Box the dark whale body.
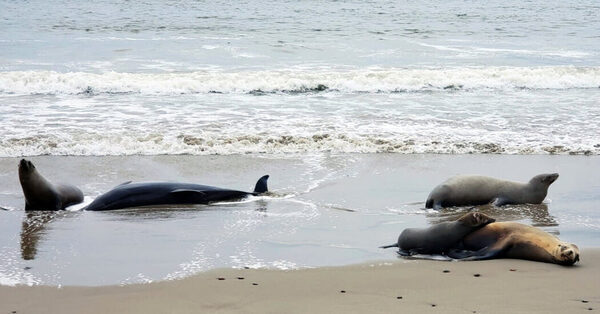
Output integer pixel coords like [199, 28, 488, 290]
[85, 175, 269, 211]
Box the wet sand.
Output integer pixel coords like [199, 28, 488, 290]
[1, 249, 598, 314]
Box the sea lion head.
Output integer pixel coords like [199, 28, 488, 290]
[553, 243, 580, 266]
[457, 212, 496, 228]
[18, 159, 37, 180]
[529, 173, 559, 186]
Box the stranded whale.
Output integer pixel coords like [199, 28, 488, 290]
[84, 175, 269, 211]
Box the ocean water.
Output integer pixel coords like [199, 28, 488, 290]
[1, 0, 599, 156]
[1, 0, 600, 286]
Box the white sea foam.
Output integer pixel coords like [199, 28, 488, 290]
[1, 131, 598, 157]
[419, 43, 591, 58]
[1, 66, 599, 95]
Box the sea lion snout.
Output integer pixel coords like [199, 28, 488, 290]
[530, 173, 559, 185]
[19, 159, 35, 172]
[545, 173, 559, 184]
[459, 212, 495, 227]
[18, 159, 36, 177]
[557, 243, 580, 265]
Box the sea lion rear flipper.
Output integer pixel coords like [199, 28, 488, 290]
[379, 243, 399, 249]
[116, 181, 132, 187]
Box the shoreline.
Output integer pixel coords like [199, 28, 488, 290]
[1, 249, 599, 314]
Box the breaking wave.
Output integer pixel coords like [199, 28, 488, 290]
[1, 133, 598, 157]
[1, 66, 599, 95]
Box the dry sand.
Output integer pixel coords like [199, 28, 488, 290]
[1, 249, 598, 314]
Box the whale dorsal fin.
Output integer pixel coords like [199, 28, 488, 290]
[253, 175, 269, 194]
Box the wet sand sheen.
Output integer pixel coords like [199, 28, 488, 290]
[1, 249, 599, 314]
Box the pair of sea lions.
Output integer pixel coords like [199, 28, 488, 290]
[18, 159, 270, 211]
[426, 173, 559, 210]
[381, 212, 580, 266]
[380, 212, 495, 255]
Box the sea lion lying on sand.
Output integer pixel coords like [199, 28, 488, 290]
[448, 222, 580, 266]
[380, 212, 495, 255]
[19, 159, 84, 211]
[426, 173, 559, 209]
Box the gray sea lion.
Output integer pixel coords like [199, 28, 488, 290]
[447, 222, 580, 266]
[84, 175, 269, 211]
[18, 159, 84, 211]
[380, 212, 495, 255]
[425, 173, 559, 210]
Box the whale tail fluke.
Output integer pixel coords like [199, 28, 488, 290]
[379, 243, 399, 249]
[253, 175, 269, 194]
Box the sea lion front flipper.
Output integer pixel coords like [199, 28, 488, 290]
[397, 249, 413, 256]
[493, 197, 511, 206]
[447, 248, 482, 259]
[448, 246, 503, 261]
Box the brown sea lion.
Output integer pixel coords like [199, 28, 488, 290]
[448, 222, 580, 266]
[380, 212, 496, 256]
[18, 159, 84, 211]
[425, 173, 559, 209]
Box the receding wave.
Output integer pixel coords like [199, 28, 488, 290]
[1, 133, 598, 157]
[1, 66, 599, 95]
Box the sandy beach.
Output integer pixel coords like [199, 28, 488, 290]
[1, 249, 598, 314]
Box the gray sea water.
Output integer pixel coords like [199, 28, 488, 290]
[1, 0, 599, 156]
[1, 0, 599, 286]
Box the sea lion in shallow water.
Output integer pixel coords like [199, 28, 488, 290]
[380, 212, 495, 255]
[84, 175, 270, 211]
[448, 222, 580, 266]
[425, 173, 559, 210]
[18, 159, 84, 211]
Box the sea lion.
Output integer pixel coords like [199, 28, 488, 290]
[425, 173, 559, 209]
[84, 175, 269, 211]
[448, 222, 580, 266]
[380, 212, 495, 255]
[18, 159, 84, 211]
